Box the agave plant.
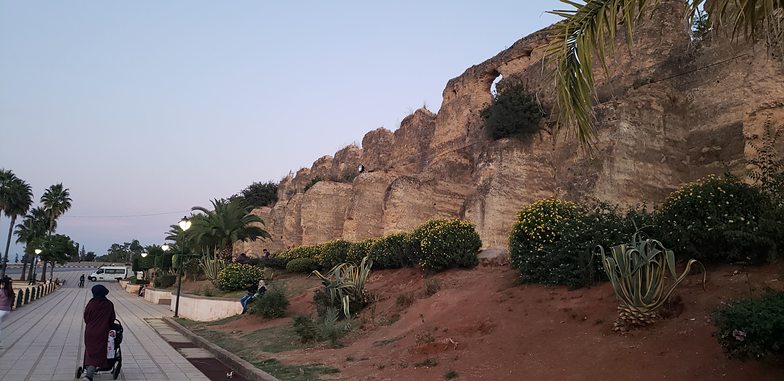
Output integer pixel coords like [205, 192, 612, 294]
[312, 256, 373, 318]
[596, 231, 705, 331]
[199, 252, 227, 283]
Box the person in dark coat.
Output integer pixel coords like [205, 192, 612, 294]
[82, 284, 116, 381]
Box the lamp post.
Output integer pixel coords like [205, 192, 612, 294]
[31, 249, 42, 284]
[140, 251, 148, 281]
[174, 216, 191, 318]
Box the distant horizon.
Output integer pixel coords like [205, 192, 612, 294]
[1, 1, 560, 255]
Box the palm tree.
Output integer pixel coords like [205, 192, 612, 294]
[40, 183, 72, 281]
[41, 183, 72, 233]
[547, 0, 783, 146]
[15, 207, 49, 281]
[189, 198, 271, 260]
[0, 175, 33, 278]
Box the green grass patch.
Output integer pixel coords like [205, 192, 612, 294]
[445, 370, 459, 379]
[242, 324, 306, 353]
[253, 358, 339, 381]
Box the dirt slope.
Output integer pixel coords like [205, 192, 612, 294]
[210, 263, 784, 381]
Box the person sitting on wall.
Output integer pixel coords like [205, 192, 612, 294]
[235, 253, 251, 265]
[240, 283, 256, 314]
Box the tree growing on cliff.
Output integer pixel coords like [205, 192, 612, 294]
[547, 0, 783, 147]
[239, 181, 278, 208]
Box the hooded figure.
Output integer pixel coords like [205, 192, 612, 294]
[82, 284, 116, 379]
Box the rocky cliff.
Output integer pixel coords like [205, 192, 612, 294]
[234, 0, 784, 256]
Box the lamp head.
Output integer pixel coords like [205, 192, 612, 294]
[178, 216, 192, 231]
[34, 249, 42, 255]
[161, 244, 170, 252]
[141, 251, 148, 258]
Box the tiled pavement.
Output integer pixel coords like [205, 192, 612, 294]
[0, 269, 210, 381]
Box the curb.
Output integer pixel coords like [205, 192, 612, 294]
[162, 317, 280, 381]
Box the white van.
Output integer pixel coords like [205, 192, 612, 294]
[88, 266, 129, 282]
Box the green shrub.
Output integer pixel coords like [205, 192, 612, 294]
[347, 239, 375, 265]
[316, 240, 352, 269]
[216, 263, 264, 291]
[285, 258, 319, 273]
[240, 181, 278, 208]
[249, 286, 289, 318]
[525, 203, 638, 288]
[293, 315, 321, 343]
[712, 291, 784, 360]
[304, 176, 323, 192]
[368, 233, 415, 269]
[481, 81, 543, 140]
[412, 219, 481, 272]
[509, 199, 583, 273]
[658, 175, 776, 264]
[278, 245, 320, 262]
[291, 309, 351, 347]
[153, 274, 176, 288]
[250, 256, 288, 269]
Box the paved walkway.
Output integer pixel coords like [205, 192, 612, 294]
[0, 269, 210, 381]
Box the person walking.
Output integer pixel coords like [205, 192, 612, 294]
[0, 276, 15, 348]
[79, 274, 85, 288]
[81, 285, 116, 381]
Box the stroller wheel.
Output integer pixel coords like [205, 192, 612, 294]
[112, 360, 122, 379]
[75, 366, 82, 379]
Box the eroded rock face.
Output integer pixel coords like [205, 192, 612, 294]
[389, 109, 436, 173]
[244, 0, 784, 254]
[300, 181, 353, 245]
[343, 172, 396, 241]
[361, 128, 395, 172]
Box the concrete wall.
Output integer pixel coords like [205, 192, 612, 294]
[170, 293, 243, 322]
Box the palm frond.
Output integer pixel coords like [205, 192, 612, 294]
[546, 0, 657, 148]
[548, 0, 782, 148]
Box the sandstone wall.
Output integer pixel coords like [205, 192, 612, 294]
[300, 181, 353, 245]
[235, 0, 783, 255]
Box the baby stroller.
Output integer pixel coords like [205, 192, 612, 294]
[76, 319, 123, 380]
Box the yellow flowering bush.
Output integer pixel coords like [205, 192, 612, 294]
[216, 263, 264, 291]
[368, 233, 416, 269]
[658, 175, 777, 263]
[412, 219, 481, 272]
[347, 239, 375, 265]
[317, 240, 352, 269]
[509, 199, 612, 287]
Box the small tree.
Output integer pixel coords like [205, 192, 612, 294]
[240, 181, 278, 207]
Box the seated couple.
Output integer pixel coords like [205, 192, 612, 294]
[240, 279, 267, 314]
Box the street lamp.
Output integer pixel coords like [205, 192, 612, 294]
[174, 216, 191, 318]
[31, 249, 42, 284]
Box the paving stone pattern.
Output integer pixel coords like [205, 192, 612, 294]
[0, 270, 210, 381]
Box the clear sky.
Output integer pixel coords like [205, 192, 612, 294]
[0, 1, 559, 257]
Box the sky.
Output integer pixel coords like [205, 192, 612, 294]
[0, 1, 560, 257]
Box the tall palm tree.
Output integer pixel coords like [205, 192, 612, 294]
[0, 176, 33, 278]
[41, 183, 72, 233]
[15, 207, 49, 281]
[189, 198, 271, 260]
[40, 183, 72, 281]
[547, 0, 783, 146]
